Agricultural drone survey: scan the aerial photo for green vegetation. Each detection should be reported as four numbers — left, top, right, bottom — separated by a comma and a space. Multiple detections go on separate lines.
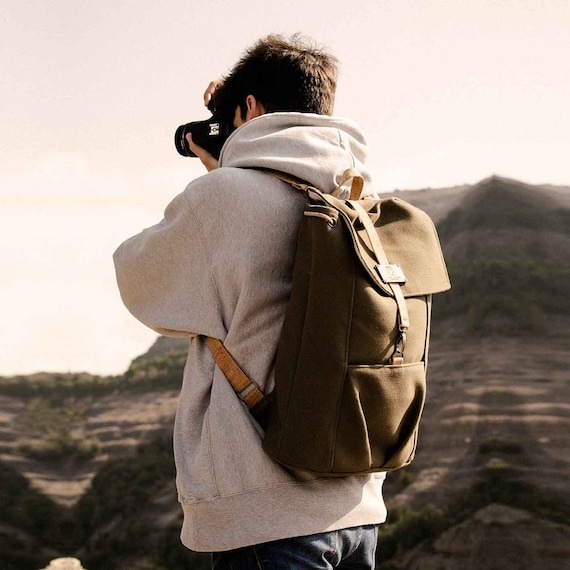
0, 347, 192, 569
376, 431, 569, 568
450, 459, 569, 526
0, 461, 77, 570
0, 372, 116, 398
74, 436, 211, 570
433, 253, 570, 334
75, 436, 176, 533
376, 503, 446, 565
123, 349, 188, 392
478, 434, 523, 455
16, 437, 99, 463
0, 437, 210, 570
0, 349, 187, 399
16, 396, 98, 464
431, 177, 570, 336
383, 466, 415, 497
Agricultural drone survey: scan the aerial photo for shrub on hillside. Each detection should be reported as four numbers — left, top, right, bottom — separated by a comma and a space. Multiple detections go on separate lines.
375, 503, 446, 564
0, 460, 76, 568
433, 253, 570, 334
479, 434, 523, 455
75, 436, 212, 570
17, 436, 99, 463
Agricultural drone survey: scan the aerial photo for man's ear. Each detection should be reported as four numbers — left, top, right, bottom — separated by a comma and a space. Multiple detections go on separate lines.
245, 95, 265, 120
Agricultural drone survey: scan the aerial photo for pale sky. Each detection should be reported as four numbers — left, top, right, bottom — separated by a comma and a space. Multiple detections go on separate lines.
1, 0, 568, 376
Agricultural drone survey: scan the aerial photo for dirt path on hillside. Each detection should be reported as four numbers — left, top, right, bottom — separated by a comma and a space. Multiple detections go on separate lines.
0, 391, 179, 505
387, 337, 570, 509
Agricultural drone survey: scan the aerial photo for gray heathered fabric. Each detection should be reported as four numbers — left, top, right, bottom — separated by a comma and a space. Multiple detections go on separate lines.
114, 113, 387, 552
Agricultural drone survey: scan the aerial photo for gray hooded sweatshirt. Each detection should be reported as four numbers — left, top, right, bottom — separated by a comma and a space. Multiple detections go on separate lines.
114, 112, 387, 552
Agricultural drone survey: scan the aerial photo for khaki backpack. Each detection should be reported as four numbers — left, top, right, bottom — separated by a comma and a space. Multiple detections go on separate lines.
208, 169, 450, 477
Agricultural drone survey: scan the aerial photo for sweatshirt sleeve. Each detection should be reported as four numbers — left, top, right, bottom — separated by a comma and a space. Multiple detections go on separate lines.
113, 186, 225, 338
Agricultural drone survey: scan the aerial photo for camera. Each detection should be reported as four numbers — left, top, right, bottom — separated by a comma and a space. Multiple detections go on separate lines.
174, 115, 233, 159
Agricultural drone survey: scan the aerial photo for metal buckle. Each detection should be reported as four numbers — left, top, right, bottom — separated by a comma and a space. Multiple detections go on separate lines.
376, 264, 407, 284
389, 331, 407, 365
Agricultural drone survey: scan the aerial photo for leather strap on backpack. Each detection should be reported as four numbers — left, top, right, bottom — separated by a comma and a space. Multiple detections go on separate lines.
207, 337, 264, 409
332, 168, 364, 200
260, 168, 364, 200
349, 201, 410, 365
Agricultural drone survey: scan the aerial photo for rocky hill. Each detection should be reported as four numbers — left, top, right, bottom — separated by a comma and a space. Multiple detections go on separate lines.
407, 175, 570, 336
0, 176, 568, 569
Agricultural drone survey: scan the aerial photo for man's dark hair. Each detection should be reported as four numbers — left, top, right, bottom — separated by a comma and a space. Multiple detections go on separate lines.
213, 35, 338, 123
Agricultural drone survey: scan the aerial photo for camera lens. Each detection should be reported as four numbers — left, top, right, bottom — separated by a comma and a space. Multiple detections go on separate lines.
174, 116, 233, 159
174, 124, 192, 157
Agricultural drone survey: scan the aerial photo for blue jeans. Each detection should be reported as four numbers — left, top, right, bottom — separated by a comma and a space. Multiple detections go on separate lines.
212, 524, 378, 569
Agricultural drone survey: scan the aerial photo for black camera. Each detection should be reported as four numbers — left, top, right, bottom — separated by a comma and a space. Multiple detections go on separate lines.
174, 115, 233, 159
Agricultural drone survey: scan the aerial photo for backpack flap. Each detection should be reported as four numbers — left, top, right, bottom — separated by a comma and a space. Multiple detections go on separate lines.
328, 194, 451, 298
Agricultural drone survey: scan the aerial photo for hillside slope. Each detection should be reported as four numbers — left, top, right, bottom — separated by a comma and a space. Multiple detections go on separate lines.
428, 176, 570, 335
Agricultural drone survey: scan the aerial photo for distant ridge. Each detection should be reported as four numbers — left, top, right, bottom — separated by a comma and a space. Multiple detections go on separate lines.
438, 175, 569, 240
132, 335, 188, 364
384, 183, 470, 224
423, 176, 570, 335
384, 174, 570, 224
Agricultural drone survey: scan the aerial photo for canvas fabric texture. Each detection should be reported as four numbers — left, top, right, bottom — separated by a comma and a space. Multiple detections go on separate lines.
114, 113, 394, 551
257, 185, 450, 475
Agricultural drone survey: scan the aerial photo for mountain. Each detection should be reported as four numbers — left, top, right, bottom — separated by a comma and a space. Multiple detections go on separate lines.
386, 175, 570, 224
131, 335, 189, 364
436, 175, 570, 255
425, 176, 570, 335
386, 182, 472, 224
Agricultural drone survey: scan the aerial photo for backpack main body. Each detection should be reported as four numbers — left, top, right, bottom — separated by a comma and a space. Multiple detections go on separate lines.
209, 172, 450, 477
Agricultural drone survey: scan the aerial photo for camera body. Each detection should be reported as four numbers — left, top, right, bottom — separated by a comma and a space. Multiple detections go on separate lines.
175, 115, 233, 159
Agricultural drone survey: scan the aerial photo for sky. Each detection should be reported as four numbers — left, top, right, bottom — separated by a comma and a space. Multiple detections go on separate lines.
1, 0, 568, 376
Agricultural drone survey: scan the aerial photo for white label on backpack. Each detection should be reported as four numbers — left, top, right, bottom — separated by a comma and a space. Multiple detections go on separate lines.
376, 264, 407, 284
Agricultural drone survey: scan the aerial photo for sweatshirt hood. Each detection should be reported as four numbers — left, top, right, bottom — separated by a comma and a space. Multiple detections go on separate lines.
218, 112, 377, 197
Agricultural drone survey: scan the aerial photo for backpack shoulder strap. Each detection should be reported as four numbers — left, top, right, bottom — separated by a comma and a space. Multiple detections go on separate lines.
257, 168, 314, 192
207, 337, 264, 409
258, 168, 364, 200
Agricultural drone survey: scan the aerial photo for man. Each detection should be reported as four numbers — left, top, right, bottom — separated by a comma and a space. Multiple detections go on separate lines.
114, 35, 386, 569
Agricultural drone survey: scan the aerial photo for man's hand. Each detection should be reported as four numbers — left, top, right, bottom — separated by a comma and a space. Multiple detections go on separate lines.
186, 134, 218, 172
186, 79, 224, 172
187, 79, 224, 171
204, 79, 223, 108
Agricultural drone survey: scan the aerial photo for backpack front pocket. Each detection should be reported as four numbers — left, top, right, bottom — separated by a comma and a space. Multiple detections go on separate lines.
332, 362, 427, 474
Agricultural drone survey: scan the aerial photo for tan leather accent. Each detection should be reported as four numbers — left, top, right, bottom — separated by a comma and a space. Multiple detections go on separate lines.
262, 167, 364, 200
349, 176, 364, 200
242, 385, 264, 408
207, 337, 264, 408
332, 168, 364, 200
